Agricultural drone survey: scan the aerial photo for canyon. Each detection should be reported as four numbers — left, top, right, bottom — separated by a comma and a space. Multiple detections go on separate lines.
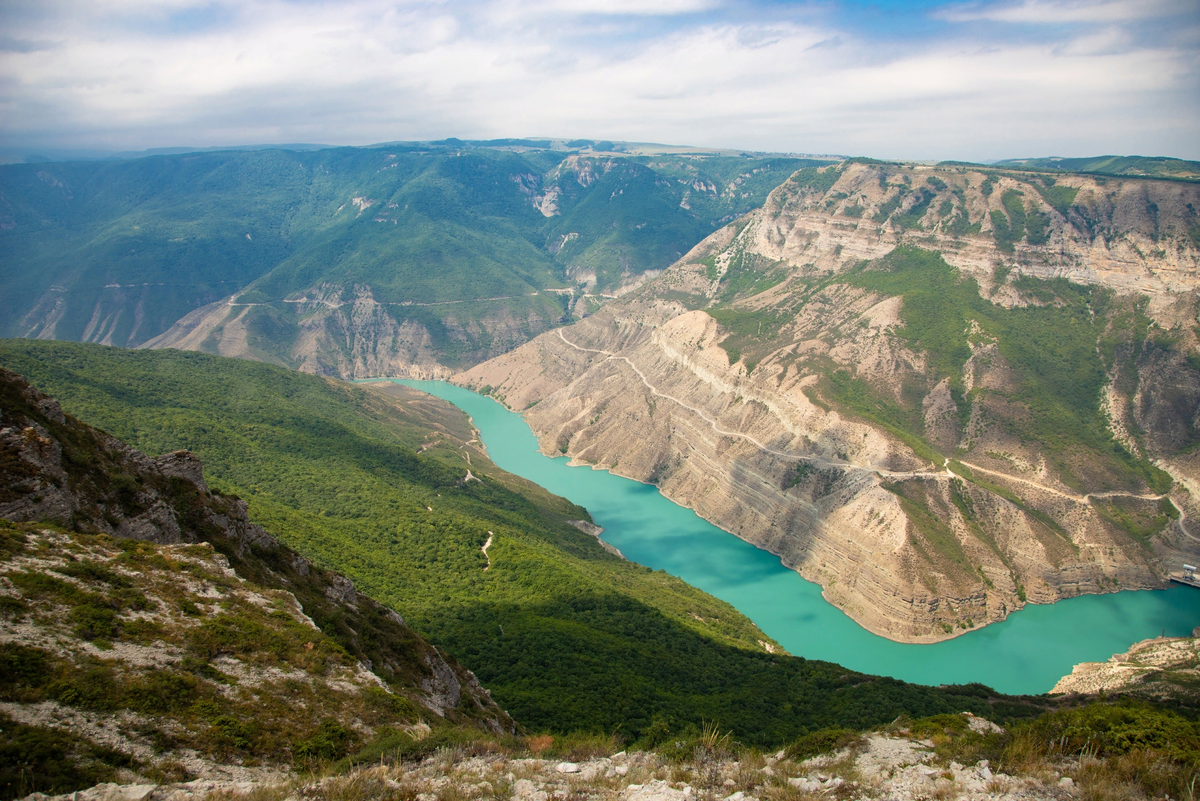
457, 160, 1200, 643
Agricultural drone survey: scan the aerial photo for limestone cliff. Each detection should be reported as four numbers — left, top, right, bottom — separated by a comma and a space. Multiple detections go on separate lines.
457, 161, 1200, 643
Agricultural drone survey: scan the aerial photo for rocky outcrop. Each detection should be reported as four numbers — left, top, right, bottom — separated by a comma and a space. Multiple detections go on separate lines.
734, 160, 1200, 292
457, 162, 1200, 643
141, 282, 572, 380
1051, 633, 1200, 700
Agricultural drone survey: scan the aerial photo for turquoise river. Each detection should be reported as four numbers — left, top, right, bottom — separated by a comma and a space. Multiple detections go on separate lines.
391, 380, 1200, 695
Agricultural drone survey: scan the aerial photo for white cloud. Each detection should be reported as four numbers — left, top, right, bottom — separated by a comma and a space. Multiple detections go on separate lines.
515, 0, 719, 15
0, 0, 1196, 161
938, 0, 1193, 24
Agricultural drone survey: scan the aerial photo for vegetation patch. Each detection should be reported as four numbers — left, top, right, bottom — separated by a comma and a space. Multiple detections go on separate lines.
831, 247, 1171, 494
0, 713, 123, 800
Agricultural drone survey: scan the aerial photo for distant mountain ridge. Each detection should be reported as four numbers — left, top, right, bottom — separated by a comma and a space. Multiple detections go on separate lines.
0, 143, 810, 377
989, 155, 1200, 182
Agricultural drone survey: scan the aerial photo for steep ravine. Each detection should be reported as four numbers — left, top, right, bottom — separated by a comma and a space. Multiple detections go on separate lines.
456, 161, 1200, 643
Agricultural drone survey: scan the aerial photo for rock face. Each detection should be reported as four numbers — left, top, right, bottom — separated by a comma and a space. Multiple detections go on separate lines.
140, 283, 541, 381
457, 161, 1200, 643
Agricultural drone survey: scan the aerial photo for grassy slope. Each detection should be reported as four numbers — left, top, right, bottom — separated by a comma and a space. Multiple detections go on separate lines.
990, 155, 1200, 181
0, 341, 1050, 743
704, 245, 1175, 493
834, 247, 1173, 493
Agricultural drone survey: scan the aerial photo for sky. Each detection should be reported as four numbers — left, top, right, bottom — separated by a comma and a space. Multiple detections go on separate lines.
1, 0, 1198, 163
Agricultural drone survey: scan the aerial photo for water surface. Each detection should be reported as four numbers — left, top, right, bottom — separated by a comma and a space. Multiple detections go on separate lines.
391, 379, 1200, 694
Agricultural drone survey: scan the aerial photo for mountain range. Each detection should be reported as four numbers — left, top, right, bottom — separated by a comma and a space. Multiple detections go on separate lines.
4, 144, 1200, 638
1, 142, 813, 376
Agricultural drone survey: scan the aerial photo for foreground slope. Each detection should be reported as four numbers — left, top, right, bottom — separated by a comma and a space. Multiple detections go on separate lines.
458, 159, 1200, 643
0, 367, 509, 797
0, 143, 808, 377
0, 341, 1050, 744
26, 706, 1200, 801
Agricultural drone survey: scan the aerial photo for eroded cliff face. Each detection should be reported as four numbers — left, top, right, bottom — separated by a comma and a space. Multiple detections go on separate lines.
142, 283, 564, 380
456, 162, 1200, 643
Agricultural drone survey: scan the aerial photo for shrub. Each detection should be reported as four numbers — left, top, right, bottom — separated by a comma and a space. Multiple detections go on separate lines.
55, 560, 128, 588
0, 644, 53, 701
47, 664, 122, 712
341, 726, 491, 768
785, 728, 862, 761
295, 720, 359, 763
1003, 702, 1200, 800
127, 671, 201, 714
0, 713, 119, 800
208, 716, 258, 754
68, 602, 121, 641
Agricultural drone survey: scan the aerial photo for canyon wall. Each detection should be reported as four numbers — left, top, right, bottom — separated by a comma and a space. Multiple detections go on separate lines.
457, 161, 1200, 642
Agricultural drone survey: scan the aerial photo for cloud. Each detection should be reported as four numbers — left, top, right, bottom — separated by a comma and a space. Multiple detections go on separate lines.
518, 0, 719, 15
937, 0, 1193, 24
0, 0, 1196, 161
0, 35, 58, 53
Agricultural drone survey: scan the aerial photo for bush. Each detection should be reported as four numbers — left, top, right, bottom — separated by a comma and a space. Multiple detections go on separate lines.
47, 664, 122, 712
0, 713, 119, 801
1013, 701, 1200, 762
295, 720, 359, 763
0, 644, 53, 701
68, 602, 120, 641
127, 671, 200, 714
339, 725, 491, 768
785, 728, 862, 761
1003, 702, 1200, 800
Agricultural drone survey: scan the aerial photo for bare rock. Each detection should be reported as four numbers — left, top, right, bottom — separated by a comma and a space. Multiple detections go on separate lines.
324, 573, 358, 607
154, 450, 208, 491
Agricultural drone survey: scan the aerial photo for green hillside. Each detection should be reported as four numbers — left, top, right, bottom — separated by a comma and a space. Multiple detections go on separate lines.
0, 341, 1049, 743
989, 155, 1200, 181
0, 145, 809, 369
